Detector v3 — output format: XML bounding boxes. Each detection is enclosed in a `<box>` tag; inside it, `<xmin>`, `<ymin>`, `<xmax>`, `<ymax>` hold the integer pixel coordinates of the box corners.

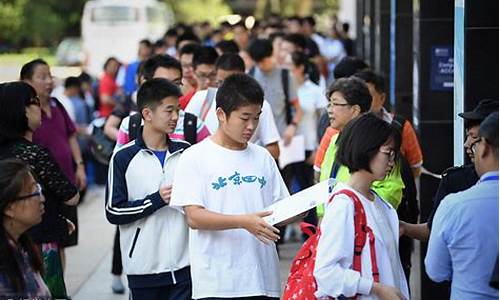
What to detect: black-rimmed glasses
<box><xmin>14</xmin><ymin>184</ymin><xmax>43</xmax><ymax>201</ymax></box>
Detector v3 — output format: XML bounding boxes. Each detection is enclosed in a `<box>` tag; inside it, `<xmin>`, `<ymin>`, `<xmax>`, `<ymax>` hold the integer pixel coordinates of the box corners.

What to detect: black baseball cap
<box><xmin>458</xmin><ymin>98</ymin><xmax>499</xmax><ymax>121</ymax></box>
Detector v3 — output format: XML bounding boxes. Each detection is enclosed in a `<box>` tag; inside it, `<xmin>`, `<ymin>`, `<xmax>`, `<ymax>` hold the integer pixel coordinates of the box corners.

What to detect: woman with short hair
<box><xmin>314</xmin><ymin>113</ymin><xmax>409</xmax><ymax>300</ymax></box>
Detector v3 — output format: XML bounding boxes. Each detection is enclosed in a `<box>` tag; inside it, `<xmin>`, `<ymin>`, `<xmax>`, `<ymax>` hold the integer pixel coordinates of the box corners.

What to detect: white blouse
<box><xmin>314</xmin><ymin>183</ymin><xmax>410</xmax><ymax>300</ymax></box>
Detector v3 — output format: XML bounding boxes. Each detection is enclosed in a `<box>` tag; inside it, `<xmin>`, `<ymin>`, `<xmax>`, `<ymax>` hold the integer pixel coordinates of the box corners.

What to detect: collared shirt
<box><xmin>425</xmin><ymin>171</ymin><xmax>499</xmax><ymax>300</ymax></box>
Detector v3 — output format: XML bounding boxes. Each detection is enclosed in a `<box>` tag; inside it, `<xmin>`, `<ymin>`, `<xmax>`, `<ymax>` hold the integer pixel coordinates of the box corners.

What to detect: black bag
<box><xmin>89</xmin><ymin>117</ymin><xmax>115</xmax><ymax>165</ymax></box>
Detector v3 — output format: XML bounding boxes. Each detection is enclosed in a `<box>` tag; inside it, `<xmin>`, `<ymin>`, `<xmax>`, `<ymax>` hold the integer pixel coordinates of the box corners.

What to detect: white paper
<box><xmin>278</xmin><ymin>135</ymin><xmax>306</xmax><ymax>169</ymax></box>
<box><xmin>264</xmin><ymin>179</ymin><xmax>336</xmax><ymax>225</ymax></box>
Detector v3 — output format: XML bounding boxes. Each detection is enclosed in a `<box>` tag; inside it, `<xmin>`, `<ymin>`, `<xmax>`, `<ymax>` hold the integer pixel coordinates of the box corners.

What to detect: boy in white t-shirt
<box><xmin>170</xmin><ymin>73</ymin><xmax>290</xmax><ymax>300</ymax></box>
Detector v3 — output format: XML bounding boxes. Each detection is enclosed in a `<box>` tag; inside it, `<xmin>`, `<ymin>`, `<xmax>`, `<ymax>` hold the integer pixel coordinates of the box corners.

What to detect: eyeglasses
<box><xmin>379</xmin><ymin>148</ymin><xmax>396</xmax><ymax>161</ymax></box>
<box><xmin>470</xmin><ymin>138</ymin><xmax>480</xmax><ymax>153</ymax></box>
<box><xmin>328</xmin><ymin>102</ymin><xmax>352</xmax><ymax>108</ymax></box>
<box><xmin>27</xmin><ymin>96</ymin><xmax>41</xmax><ymax>107</ymax></box>
<box><xmin>195</xmin><ymin>71</ymin><xmax>217</xmax><ymax>82</ymax></box>
<box><xmin>14</xmin><ymin>184</ymin><xmax>43</xmax><ymax>201</ymax></box>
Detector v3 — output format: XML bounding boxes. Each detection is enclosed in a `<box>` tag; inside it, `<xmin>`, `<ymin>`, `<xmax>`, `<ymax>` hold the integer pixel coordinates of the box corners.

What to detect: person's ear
<box><xmin>4</xmin><ymin>203</ymin><xmax>17</xmax><ymax>219</ymax></box>
<box><xmin>381</xmin><ymin>92</ymin><xmax>387</xmax><ymax>105</ymax></box>
<box><xmin>351</xmin><ymin>104</ymin><xmax>361</xmax><ymax>116</ymax></box>
<box><xmin>142</xmin><ymin>108</ymin><xmax>153</xmax><ymax>122</ymax></box>
<box><xmin>216</xmin><ymin>107</ymin><xmax>227</xmax><ymax>123</ymax></box>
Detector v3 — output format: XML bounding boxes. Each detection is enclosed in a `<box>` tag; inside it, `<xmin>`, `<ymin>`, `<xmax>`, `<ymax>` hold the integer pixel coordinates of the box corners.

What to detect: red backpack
<box><xmin>282</xmin><ymin>189</ymin><xmax>380</xmax><ymax>300</ymax></box>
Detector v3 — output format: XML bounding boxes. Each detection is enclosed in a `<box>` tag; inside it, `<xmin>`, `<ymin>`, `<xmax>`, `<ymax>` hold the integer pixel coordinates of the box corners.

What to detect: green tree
<box><xmin>163</xmin><ymin>0</ymin><xmax>232</xmax><ymax>25</ymax></box>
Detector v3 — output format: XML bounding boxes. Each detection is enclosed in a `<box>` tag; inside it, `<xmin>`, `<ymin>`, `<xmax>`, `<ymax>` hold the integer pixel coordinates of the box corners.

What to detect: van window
<box><xmin>91</xmin><ymin>6</ymin><xmax>139</xmax><ymax>23</ymax></box>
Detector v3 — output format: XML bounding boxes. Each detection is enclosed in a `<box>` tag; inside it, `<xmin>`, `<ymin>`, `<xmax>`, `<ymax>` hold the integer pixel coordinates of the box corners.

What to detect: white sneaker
<box><xmin>111</xmin><ymin>275</ymin><xmax>125</xmax><ymax>294</ymax></box>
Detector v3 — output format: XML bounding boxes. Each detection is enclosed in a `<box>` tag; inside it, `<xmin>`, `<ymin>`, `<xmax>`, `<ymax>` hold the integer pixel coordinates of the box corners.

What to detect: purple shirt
<box><xmin>33</xmin><ymin>98</ymin><xmax>77</xmax><ymax>184</ymax></box>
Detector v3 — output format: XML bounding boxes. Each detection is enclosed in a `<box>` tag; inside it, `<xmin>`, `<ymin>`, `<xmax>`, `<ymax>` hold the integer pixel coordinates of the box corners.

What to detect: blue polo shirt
<box><xmin>425</xmin><ymin>171</ymin><xmax>499</xmax><ymax>300</ymax></box>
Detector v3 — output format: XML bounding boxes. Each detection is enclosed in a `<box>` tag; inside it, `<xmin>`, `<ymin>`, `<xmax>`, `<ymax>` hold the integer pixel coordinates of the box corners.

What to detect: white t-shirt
<box><xmin>170</xmin><ymin>138</ymin><xmax>290</xmax><ymax>299</ymax></box>
<box><xmin>185</xmin><ymin>89</ymin><xmax>280</xmax><ymax>146</ymax></box>
<box><xmin>296</xmin><ymin>80</ymin><xmax>328</xmax><ymax>151</ymax></box>
<box><xmin>51</xmin><ymin>86</ymin><xmax>76</xmax><ymax>121</ymax></box>
<box><xmin>313</xmin><ymin>183</ymin><xmax>409</xmax><ymax>300</ymax></box>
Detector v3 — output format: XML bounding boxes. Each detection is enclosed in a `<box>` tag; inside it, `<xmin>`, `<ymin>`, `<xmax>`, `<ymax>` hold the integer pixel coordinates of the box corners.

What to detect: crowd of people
<box><xmin>0</xmin><ymin>14</ymin><xmax>497</xmax><ymax>300</ymax></box>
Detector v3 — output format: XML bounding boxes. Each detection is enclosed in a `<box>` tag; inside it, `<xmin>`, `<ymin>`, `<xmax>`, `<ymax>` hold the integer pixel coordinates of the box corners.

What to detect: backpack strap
<box><xmin>281</xmin><ymin>68</ymin><xmax>293</xmax><ymax>125</ymax></box>
<box><xmin>183</xmin><ymin>112</ymin><xmax>198</xmax><ymax>145</ymax></box>
<box><xmin>391</xmin><ymin>114</ymin><xmax>406</xmax><ymax>137</ymax></box>
<box><xmin>329</xmin><ymin>189</ymin><xmax>380</xmax><ymax>283</ymax></box>
<box><xmin>199</xmin><ymin>88</ymin><xmax>217</xmax><ymax>121</ymax></box>
<box><xmin>128</xmin><ymin>113</ymin><xmax>142</xmax><ymax>141</ymax></box>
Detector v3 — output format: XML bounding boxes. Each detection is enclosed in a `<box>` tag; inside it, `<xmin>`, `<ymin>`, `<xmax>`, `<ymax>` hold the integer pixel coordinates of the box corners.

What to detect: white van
<box><xmin>81</xmin><ymin>0</ymin><xmax>174</xmax><ymax>76</ymax></box>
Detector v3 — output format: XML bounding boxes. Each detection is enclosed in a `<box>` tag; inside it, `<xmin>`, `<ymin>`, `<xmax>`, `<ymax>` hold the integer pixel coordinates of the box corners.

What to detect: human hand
<box><xmin>372</xmin><ymin>282</ymin><xmax>405</xmax><ymax>300</ymax></box>
<box><xmin>75</xmin><ymin>166</ymin><xmax>87</xmax><ymax>191</ymax></box>
<box><xmin>241</xmin><ymin>211</ymin><xmax>280</xmax><ymax>244</ymax></box>
<box><xmin>282</xmin><ymin>125</ymin><xmax>296</xmax><ymax>146</ymax></box>
<box><xmin>159</xmin><ymin>185</ymin><xmax>172</xmax><ymax>204</ymax></box>
<box><xmin>399</xmin><ymin>221</ymin><xmax>406</xmax><ymax>237</ymax></box>
<box><xmin>66</xmin><ymin>219</ymin><xmax>76</xmax><ymax>235</ymax></box>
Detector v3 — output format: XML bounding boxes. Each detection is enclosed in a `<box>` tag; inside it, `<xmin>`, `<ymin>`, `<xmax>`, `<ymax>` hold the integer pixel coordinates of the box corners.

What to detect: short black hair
<box><xmin>176</xmin><ymin>32</ymin><xmax>201</xmax><ymax>49</ymax></box>
<box><xmin>247</xmin><ymin>39</ymin><xmax>273</xmax><ymax>62</ymax></box>
<box><xmin>78</xmin><ymin>72</ymin><xmax>92</xmax><ymax>84</ymax></box>
<box><xmin>216</xmin><ymin>73</ymin><xmax>264</xmax><ymax>116</ymax></box>
<box><xmin>20</xmin><ymin>59</ymin><xmax>48</xmax><ymax>80</ymax></box>
<box><xmin>164</xmin><ymin>28</ymin><xmax>177</xmax><ymax>38</ymax></box>
<box><xmin>333</xmin><ymin>56</ymin><xmax>369</xmax><ymax>79</ymax></box>
<box><xmin>0</xmin><ymin>81</ymin><xmax>37</xmax><ymax>142</ymax></box>
<box><xmin>303</xmin><ymin>16</ymin><xmax>316</xmax><ymax>27</ymax></box>
<box><xmin>154</xmin><ymin>39</ymin><xmax>166</xmax><ymax>49</ymax></box>
<box><xmin>137</xmin><ymin>78</ymin><xmax>181</xmax><ymax>117</ymax></box>
<box><xmin>354</xmin><ymin>69</ymin><xmax>386</xmax><ymax>93</ymax></box>
<box><xmin>283</xmin><ymin>33</ymin><xmax>307</xmax><ymax>51</ymax></box>
<box><xmin>141</xmin><ymin>54</ymin><xmax>182</xmax><ymax>81</ymax></box>
<box><xmin>337</xmin><ymin>113</ymin><xmax>398</xmax><ymax>173</ymax></box>
<box><xmin>215</xmin><ymin>40</ymin><xmax>240</xmax><ymax>54</ymax></box>
<box><xmin>179</xmin><ymin>43</ymin><xmax>202</xmax><ymax>57</ymax></box>
<box><xmin>291</xmin><ymin>51</ymin><xmax>320</xmax><ymax>85</ymax></box>
<box><xmin>326</xmin><ymin>77</ymin><xmax>372</xmax><ymax>113</ymax></box>
<box><xmin>192</xmin><ymin>46</ymin><xmax>219</xmax><ymax>70</ymax></box>
<box><xmin>215</xmin><ymin>53</ymin><xmax>245</xmax><ymax>73</ymax></box>
<box><xmin>64</xmin><ymin>76</ymin><xmax>81</xmax><ymax>89</ymax></box>
<box><xmin>269</xmin><ymin>32</ymin><xmax>285</xmax><ymax>43</ymax></box>
<box><xmin>139</xmin><ymin>39</ymin><xmax>153</xmax><ymax>48</ymax></box>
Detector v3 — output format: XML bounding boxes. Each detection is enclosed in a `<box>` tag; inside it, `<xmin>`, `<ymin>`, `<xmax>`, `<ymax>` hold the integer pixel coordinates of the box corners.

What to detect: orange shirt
<box><xmin>314</xmin><ymin>127</ymin><xmax>339</xmax><ymax>171</ymax></box>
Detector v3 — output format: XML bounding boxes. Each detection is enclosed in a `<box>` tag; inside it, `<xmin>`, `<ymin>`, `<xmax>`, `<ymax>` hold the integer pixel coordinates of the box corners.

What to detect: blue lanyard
<box><xmin>481</xmin><ymin>175</ymin><xmax>499</xmax><ymax>183</ymax></box>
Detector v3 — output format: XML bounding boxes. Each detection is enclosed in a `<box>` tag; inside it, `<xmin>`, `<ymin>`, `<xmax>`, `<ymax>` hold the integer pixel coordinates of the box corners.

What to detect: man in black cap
<box><xmin>401</xmin><ymin>98</ymin><xmax>498</xmax><ymax>241</ymax></box>
<box><xmin>425</xmin><ymin>112</ymin><xmax>498</xmax><ymax>299</ymax></box>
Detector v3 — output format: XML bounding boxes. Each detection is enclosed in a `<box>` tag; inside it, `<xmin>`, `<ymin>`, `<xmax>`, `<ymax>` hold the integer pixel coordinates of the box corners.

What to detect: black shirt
<box><xmin>427</xmin><ymin>164</ymin><xmax>479</xmax><ymax>230</ymax></box>
<box><xmin>0</xmin><ymin>138</ymin><xmax>78</xmax><ymax>243</ymax></box>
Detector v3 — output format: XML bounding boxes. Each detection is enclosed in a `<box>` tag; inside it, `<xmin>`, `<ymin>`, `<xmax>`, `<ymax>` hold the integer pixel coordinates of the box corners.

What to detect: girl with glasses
<box><xmin>314</xmin><ymin>113</ymin><xmax>408</xmax><ymax>300</ymax></box>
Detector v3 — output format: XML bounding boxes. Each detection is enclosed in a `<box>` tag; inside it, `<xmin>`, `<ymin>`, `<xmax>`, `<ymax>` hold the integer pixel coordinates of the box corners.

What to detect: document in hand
<box><xmin>264</xmin><ymin>179</ymin><xmax>336</xmax><ymax>225</ymax></box>
<box><xmin>278</xmin><ymin>135</ymin><xmax>305</xmax><ymax>169</ymax></box>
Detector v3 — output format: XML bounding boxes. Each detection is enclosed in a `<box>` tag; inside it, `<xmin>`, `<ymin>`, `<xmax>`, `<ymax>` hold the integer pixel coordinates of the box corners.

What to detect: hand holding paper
<box><xmin>264</xmin><ymin>179</ymin><xmax>336</xmax><ymax>225</ymax></box>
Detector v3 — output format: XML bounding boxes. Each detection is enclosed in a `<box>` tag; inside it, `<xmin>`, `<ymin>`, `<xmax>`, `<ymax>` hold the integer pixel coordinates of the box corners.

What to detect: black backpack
<box><xmin>248</xmin><ymin>67</ymin><xmax>292</xmax><ymax>125</ymax></box>
<box><xmin>128</xmin><ymin>112</ymin><xmax>198</xmax><ymax>145</ymax></box>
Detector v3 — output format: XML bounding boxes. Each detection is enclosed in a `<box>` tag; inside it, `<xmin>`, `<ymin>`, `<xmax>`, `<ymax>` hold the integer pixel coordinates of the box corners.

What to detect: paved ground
<box><xmin>64</xmin><ymin>185</ymin><xmax>420</xmax><ymax>300</ymax></box>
